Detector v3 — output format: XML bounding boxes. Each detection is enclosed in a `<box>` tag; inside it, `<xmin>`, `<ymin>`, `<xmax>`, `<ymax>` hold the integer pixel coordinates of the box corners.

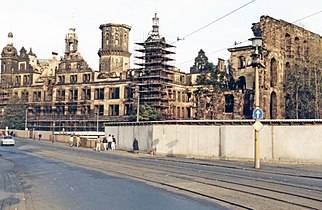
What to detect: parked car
<box><xmin>0</xmin><ymin>135</ymin><xmax>15</xmax><ymax>146</ymax></box>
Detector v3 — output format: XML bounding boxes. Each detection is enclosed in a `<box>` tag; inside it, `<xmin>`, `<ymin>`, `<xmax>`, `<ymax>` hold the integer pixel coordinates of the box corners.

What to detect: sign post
<box><xmin>252</xmin><ymin>108</ymin><xmax>263</xmax><ymax>169</ymax></box>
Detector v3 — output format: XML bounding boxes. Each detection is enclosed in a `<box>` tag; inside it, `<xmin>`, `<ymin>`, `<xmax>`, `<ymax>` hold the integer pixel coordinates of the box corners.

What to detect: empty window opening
<box><xmin>285</xmin><ymin>62</ymin><xmax>290</xmax><ymax>83</ymax></box>
<box><xmin>270</xmin><ymin>91</ymin><xmax>277</xmax><ymax>119</ymax></box>
<box><xmin>56</xmin><ymin>90</ymin><xmax>65</xmax><ymax>101</ymax></box>
<box><xmin>125</xmin><ymin>104</ymin><xmax>132</xmax><ymax>115</ymax></box>
<box><xmin>69</xmin><ymin>89</ymin><xmax>78</xmax><ymax>101</ymax></box>
<box><xmin>82</xmin><ymin>88</ymin><xmax>91</xmax><ymax>100</ymax></box>
<box><xmin>109</xmin><ymin>87</ymin><xmax>119</xmax><ymax>99</ymax></box>
<box><xmin>33</xmin><ymin>91</ymin><xmax>41</xmax><ymax>102</ymax></box>
<box><xmin>285</xmin><ymin>33</ymin><xmax>291</xmax><ymax>57</ymax></box>
<box><xmin>236</xmin><ymin>76</ymin><xmax>246</xmax><ymax>92</ymax></box>
<box><xmin>115</xmin><ymin>33</ymin><xmax>119</xmax><ymax>46</ymax></box>
<box><xmin>238</xmin><ymin>56</ymin><xmax>246</xmax><ymax>69</ymax></box>
<box><xmin>95</xmin><ymin>88</ymin><xmax>104</xmax><ymax>100</ymax></box>
<box><xmin>225</xmin><ymin>94</ymin><xmax>234</xmax><ymax>113</ymax></box>
<box><xmin>270</xmin><ymin>58</ymin><xmax>277</xmax><ymax>87</ymax></box>
<box><xmin>125</xmin><ymin>87</ymin><xmax>133</xmax><ymax>99</ymax></box>
<box><xmin>109</xmin><ymin>104</ymin><xmax>119</xmax><ymax>116</ymax></box>
<box><xmin>70</xmin><ymin>75</ymin><xmax>77</xmax><ymax>83</ymax></box>
<box><xmin>294</xmin><ymin>37</ymin><xmax>300</xmax><ymax>58</ymax></box>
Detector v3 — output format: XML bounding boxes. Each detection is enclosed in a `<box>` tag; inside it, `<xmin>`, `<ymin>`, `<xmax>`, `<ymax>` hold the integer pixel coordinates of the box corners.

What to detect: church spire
<box><xmin>151</xmin><ymin>13</ymin><xmax>160</xmax><ymax>39</ymax></box>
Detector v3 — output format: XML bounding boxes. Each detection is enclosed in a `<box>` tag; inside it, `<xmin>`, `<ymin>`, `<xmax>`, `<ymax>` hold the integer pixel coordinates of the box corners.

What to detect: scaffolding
<box><xmin>135</xmin><ymin>37</ymin><xmax>176</xmax><ymax>119</ymax></box>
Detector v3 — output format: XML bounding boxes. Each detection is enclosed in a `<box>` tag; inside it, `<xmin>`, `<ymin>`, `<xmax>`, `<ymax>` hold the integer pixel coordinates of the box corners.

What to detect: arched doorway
<box><xmin>270</xmin><ymin>91</ymin><xmax>277</xmax><ymax>119</ymax></box>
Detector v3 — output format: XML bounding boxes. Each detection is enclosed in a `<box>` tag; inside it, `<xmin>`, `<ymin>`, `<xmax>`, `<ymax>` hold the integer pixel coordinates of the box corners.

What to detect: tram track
<box><xmin>134</xmin><ymin>157</ymin><xmax>322</xmax><ymax>195</ymax></box>
<box><xmin>21</xmin><ymin>145</ymin><xmax>322</xmax><ymax>210</ymax></box>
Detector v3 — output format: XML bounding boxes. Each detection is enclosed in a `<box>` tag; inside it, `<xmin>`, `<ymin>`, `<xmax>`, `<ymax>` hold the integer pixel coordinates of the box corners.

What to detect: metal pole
<box><xmin>25</xmin><ymin>108</ymin><xmax>28</xmax><ymax>130</ymax></box>
<box><xmin>52</xmin><ymin>122</ymin><xmax>55</xmax><ymax>142</ymax></box>
<box><xmin>96</xmin><ymin>112</ymin><xmax>99</xmax><ymax>132</ymax></box>
<box><xmin>254</xmin><ymin>64</ymin><xmax>260</xmax><ymax>169</ymax></box>
<box><xmin>136</xmin><ymin>92</ymin><xmax>140</xmax><ymax>122</ymax></box>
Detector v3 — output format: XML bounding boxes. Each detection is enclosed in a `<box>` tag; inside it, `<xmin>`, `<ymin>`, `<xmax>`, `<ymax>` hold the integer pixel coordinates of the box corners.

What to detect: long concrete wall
<box><xmin>105</xmin><ymin>124</ymin><xmax>322</xmax><ymax>164</ymax></box>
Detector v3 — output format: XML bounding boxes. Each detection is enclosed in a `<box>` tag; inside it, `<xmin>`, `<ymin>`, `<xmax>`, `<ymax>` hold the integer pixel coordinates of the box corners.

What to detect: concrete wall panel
<box><xmin>104</xmin><ymin>124</ymin><xmax>322</xmax><ymax>164</ymax></box>
<box><xmin>273</xmin><ymin>126</ymin><xmax>322</xmax><ymax>162</ymax></box>
<box><xmin>221</xmin><ymin>126</ymin><xmax>254</xmax><ymax>158</ymax></box>
<box><xmin>133</xmin><ymin>126</ymin><xmax>153</xmax><ymax>151</ymax></box>
<box><xmin>196</xmin><ymin>126</ymin><xmax>219</xmax><ymax>157</ymax></box>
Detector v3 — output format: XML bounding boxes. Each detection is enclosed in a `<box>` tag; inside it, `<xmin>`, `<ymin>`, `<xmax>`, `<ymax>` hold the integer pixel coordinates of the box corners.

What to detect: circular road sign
<box><xmin>253</xmin><ymin>108</ymin><xmax>263</xmax><ymax>120</ymax></box>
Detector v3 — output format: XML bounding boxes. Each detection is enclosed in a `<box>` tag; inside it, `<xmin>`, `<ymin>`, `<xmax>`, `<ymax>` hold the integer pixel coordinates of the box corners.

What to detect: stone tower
<box><xmin>1</xmin><ymin>32</ymin><xmax>18</xmax><ymax>85</ymax></box>
<box><xmin>65</xmin><ymin>28</ymin><xmax>78</xmax><ymax>54</ymax></box>
<box><xmin>98</xmin><ymin>23</ymin><xmax>131</xmax><ymax>75</ymax></box>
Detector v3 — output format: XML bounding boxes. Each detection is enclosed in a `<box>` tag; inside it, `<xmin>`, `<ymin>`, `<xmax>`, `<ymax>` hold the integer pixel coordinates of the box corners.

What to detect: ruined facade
<box><xmin>0</xmin><ymin>14</ymin><xmax>195</xmax><ymax>131</ymax></box>
<box><xmin>0</xmin><ymin>15</ymin><xmax>321</xmax><ymax>131</ymax></box>
<box><xmin>229</xmin><ymin>16</ymin><xmax>322</xmax><ymax>119</ymax></box>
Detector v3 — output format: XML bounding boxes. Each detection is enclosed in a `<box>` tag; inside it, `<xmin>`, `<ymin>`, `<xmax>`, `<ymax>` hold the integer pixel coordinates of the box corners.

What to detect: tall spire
<box><xmin>151</xmin><ymin>13</ymin><xmax>160</xmax><ymax>39</ymax></box>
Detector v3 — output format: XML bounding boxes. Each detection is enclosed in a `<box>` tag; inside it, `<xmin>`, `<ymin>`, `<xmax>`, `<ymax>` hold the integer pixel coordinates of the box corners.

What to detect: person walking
<box><xmin>102</xmin><ymin>136</ymin><xmax>108</xmax><ymax>151</ymax></box>
<box><xmin>95</xmin><ymin>136</ymin><xmax>101</xmax><ymax>152</ymax></box>
<box><xmin>70</xmin><ymin>135</ymin><xmax>74</xmax><ymax>147</ymax></box>
<box><xmin>107</xmin><ymin>134</ymin><xmax>113</xmax><ymax>150</ymax></box>
<box><xmin>76</xmin><ymin>135</ymin><xmax>81</xmax><ymax>147</ymax></box>
<box><xmin>111</xmin><ymin>135</ymin><xmax>116</xmax><ymax>150</ymax></box>
<box><xmin>38</xmin><ymin>133</ymin><xmax>42</xmax><ymax>141</ymax></box>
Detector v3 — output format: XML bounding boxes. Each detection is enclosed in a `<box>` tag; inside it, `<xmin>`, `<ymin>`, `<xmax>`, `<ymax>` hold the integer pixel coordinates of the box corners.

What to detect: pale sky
<box><xmin>0</xmin><ymin>0</ymin><xmax>321</xmax><ymax>72</ymax></box>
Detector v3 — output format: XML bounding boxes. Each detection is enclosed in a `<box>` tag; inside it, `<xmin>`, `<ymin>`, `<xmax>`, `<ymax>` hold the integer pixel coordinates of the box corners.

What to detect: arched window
<box><xmin>270</xmin><ymin>91</ymin><xmax>277</xmax><ymax>119</ymax></box>
<box><xmin>285</xmin><ymin>34</ymin><xmax>291</xmax><ymax>58</ymax></box>
<box><xmin>69</xmin><ymin>43</ymin><xmax>74</xmax><ymax>51</ymax></box>
<box><xmin>115</xmin><ymin>33</ymin><xmax>119</xmax><ymax>46</ymax></box>
<box><xmin>238</xmin><ymin>56</ymin><xmax>246</xmax><ymax>68</ymax></box>
<box><xmin>270</xmin><ymin>58</ymin><xmax>277</xmax><ymax>87</ymax></box>
<box><xmin>294</xmin><ymin>37</ymin><xmax>300</xmax><ymax>58</ymax></box>
<box><xmin>303</xmin><ymin>40</ymin><xmax>309</xmax><ymax>60</ymax></box>
<box><xmin>285</xmin><ymin>62</ymin><xmax>290</xmax><ymax>83</ymax></box>
<box><xmin>123</xmin><ymin>33</ymin><xmax>127</xmax><ymax>48</ymax></box>
<box><xmin>237</xmin><ymin>76</ymin><xmax>246</xmax><ymax>91</ymax></box>
<box><xmin>105</xmin><ymin>33</ymin><xmax>109</xmax><ymax>46</ymax></box>
<box><xmin>303</xmin><ymin>67</ymin><xmax>309</xmax><ymax>85</ymax></box>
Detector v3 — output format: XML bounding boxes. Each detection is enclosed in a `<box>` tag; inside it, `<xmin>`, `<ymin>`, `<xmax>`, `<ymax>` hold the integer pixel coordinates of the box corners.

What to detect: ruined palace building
<box><xmin>0</xmin><ymin>14</ymin><xmax>321</xmax><ymax>131</ymax></box>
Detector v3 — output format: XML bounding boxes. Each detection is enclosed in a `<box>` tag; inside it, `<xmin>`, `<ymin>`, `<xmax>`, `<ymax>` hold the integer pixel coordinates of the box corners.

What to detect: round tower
<box><xmin>1</xmin><ymin>32</ymin><xmax>18</xmax><ymax>84</ymax></box>
<box><xmin>98</xmin><ymin>23</ymin><xmax>131</xmax><ymax>74</ymax></box>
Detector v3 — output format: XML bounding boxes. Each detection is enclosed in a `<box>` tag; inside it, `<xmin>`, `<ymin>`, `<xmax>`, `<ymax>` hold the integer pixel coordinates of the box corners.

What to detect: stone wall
<box><xmin>106</xmin><ymin>123</ymin><xmax>322</xmax><ymax>164</ymax></box>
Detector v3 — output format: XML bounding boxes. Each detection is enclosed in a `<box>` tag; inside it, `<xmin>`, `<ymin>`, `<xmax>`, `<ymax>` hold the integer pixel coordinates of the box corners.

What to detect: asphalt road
<box><xmin>0</xmin><ymin>138</ymin><xmax>226</xmax><ymax>210</ymax></box>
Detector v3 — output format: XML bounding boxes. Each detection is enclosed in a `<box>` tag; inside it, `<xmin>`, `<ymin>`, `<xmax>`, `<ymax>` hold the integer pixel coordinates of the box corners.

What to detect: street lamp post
<box><xmin>96</xmin><ymin>112</ymin><xmax>99</xmax><ymax>132</ymax></box>
<box><xmin>52</xmin><ymin>121</ymin><xmax>55</xmax><ymax>142</ymax></box>
<box><xmin>136</xmin><ymin>92</ymin><xmax>140</xmax><ymax>122</ymax></box>
<box><xmin>249</xmin><ymin>35</ymin><xmax>264</xmax><ymax>169</ymax></box>
<box><xmin>25</xmin><ymin>107</ymin><xmax>28</xmax><ymax>130</ymax></box>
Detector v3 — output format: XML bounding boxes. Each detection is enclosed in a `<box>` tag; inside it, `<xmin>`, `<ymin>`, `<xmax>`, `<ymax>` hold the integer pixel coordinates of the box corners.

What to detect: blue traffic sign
<box><xmin>253</xmin><ymin>108</ymin><xmax>263</xmax><ymax>120</ymax></box>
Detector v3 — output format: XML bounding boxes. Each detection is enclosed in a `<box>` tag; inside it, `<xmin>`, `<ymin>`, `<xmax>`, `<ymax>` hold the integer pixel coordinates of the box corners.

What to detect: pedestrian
<box><xmin>111</xmin><ymin>135</ymin><xmax>116</xmax><ymax>150</ymax></box>
<box><xmin>133</xmin><ymin>138</ymin><xmax>139</xmax><ymax>153</ymax></box>
<box><xmin>70</xmin><ymin>135</ymin><xmax>74</xmax><ymax>147</ymax></box>
<box><xmin>76</xmin><ymin>135</ymin><xmax>81</xmax><ymax>147</ymax></box>
<box><xmin>102</xmin><ymin>136</ymin><xmax>108</xmax><ymax>151</ymax></box>
<box><xmin>107</xmin><ymin>134</ymin><xmax>113</xmax><ymax>150</ymax></box>
<box><xmin>95</xmin><ymin>136</ymin><xmax>101</xmax><ymax>152</ymax></box>
<box><xmin>38</xmin><ymin>133</ymin><xmax>42</xmax><ymax>141</ymax></box>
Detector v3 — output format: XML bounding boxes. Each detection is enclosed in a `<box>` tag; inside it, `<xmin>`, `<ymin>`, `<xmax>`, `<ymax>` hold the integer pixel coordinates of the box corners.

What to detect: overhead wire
<box><xmin>173</xmin><ymin>0</ymin><xmax>257</xmax><ymax>44</ymax></box>
<box><xmin>176</xmin><ymin>10</ymin><xmax>322</xmax><ymax>67</ymax></box>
